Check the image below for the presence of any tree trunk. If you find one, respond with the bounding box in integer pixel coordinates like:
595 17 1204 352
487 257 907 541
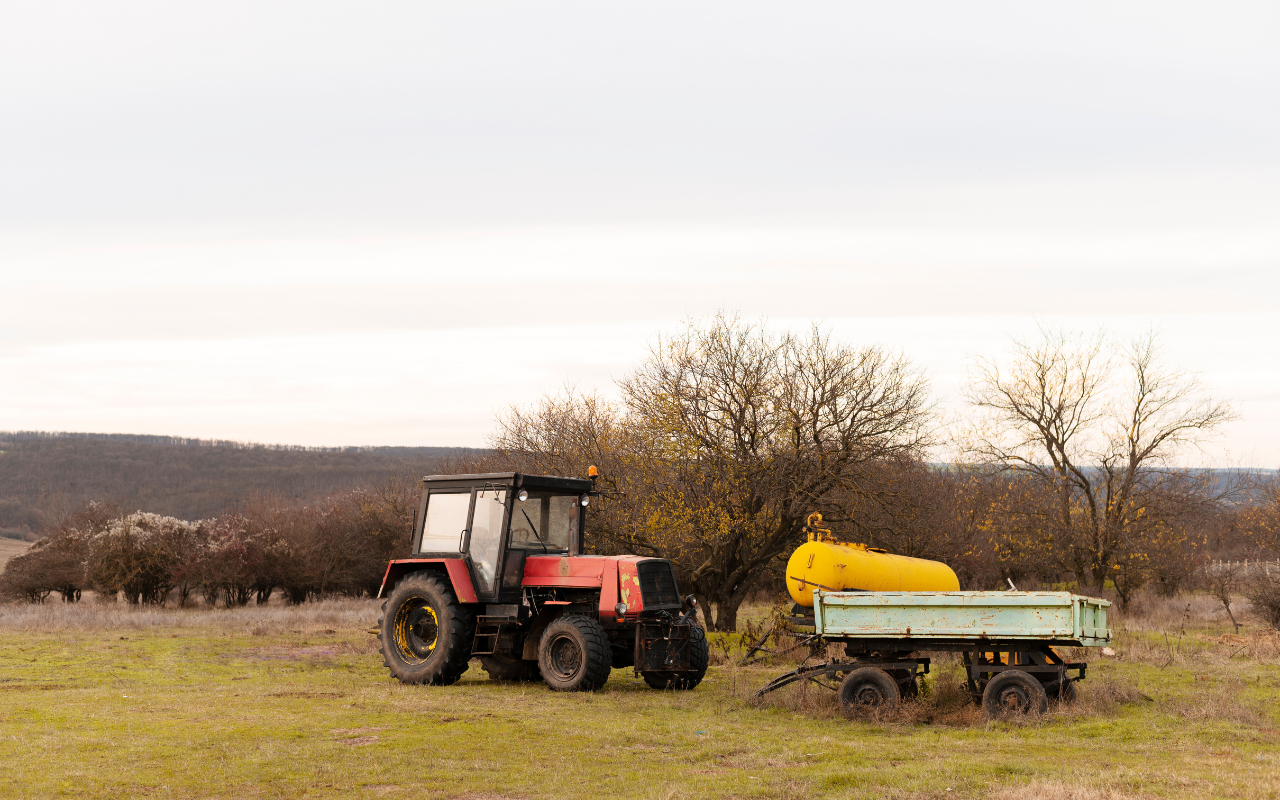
708 590 750 631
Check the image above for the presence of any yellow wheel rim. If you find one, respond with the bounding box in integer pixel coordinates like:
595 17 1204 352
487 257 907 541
393 598 439 665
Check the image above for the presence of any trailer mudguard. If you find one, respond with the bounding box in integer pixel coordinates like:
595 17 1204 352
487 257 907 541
377 558 478 603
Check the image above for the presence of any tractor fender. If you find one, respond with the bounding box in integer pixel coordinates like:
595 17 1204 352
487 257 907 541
378 558 478 603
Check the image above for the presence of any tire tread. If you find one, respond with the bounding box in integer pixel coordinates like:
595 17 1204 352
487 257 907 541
377 571 475 685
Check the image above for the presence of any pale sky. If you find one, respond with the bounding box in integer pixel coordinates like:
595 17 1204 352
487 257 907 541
2 2 1277 466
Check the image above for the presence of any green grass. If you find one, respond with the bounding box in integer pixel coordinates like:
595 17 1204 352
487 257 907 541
1 601 1278 800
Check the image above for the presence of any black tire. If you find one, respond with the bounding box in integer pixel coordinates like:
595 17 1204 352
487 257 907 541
1050 677 1078 704
897 673 919 700
640 625 710 690
611 644 635 670
481 654 540 682
838 667 900 718
983 670 1049 718
378 572 475 686
538 615 612 691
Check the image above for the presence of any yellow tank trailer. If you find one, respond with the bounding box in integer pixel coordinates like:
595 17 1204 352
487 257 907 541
785 513 959 607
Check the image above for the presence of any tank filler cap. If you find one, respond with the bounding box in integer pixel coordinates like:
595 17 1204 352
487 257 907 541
803 512 838 543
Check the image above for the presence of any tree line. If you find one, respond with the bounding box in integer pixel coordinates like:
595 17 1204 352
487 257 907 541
0 431 478 536
3 316 1279 627
0 480 417 606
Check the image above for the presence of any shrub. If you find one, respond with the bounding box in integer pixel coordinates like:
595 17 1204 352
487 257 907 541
85 512 200 605
1245 570 1280 629
0 501 117 602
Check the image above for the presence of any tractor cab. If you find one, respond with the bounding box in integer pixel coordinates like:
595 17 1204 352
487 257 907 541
410 472 592 603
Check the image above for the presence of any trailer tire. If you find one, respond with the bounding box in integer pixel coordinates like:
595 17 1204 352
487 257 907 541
838 668 900 718
641 625 709 690
378 572 475 686
983 670 1048 717
538 615 612 692
1050 677 1077 704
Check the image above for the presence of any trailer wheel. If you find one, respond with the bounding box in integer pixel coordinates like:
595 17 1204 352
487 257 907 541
983 670 1048 717
838 668 900 718
378 572 475 686
1050 677 1077 704
538 615 612 691
641 625 710 690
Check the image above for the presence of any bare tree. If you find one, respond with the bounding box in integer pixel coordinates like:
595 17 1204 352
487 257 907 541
1203 562 1244 634
495 315 933 630
965 328 1234 603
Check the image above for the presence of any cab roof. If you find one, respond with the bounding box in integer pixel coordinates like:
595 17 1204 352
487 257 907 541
421 472 594 493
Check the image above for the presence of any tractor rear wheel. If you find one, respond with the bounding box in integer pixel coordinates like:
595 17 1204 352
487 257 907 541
982 670 1048 718
640 625 710 690
838 667 900 718
378 572 475 686
538 615 611 692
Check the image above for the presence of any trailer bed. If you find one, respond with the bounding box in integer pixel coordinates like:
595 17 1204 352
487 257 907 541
812 590 1111 647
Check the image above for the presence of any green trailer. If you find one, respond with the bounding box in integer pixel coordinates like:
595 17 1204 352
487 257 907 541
750 591 1113 718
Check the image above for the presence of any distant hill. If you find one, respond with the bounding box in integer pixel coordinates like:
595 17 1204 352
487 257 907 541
0 431 486 536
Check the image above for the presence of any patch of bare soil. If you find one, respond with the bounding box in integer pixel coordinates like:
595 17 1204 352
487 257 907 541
244 644 340 660
329 727 387 736
340 736 379 746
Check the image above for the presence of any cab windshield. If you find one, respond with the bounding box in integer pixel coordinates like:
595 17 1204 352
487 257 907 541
509 491 580 552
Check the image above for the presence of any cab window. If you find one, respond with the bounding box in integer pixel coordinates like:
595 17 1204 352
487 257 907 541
419 492 471 553
509 492 579 552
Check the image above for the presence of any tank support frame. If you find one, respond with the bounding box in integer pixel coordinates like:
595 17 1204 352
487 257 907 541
751 653 929 699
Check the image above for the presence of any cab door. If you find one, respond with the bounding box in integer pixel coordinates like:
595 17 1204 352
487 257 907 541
467 486 510 602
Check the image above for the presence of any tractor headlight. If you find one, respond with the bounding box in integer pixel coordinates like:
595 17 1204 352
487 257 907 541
517 489 528 502
615 603 628 616
579 494 590 507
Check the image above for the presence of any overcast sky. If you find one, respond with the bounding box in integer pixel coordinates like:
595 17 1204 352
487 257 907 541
1 2 1277 465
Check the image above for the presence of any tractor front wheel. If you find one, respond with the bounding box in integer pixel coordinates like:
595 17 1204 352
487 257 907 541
538 615 612 691
378 572 475 685
640 625 709 690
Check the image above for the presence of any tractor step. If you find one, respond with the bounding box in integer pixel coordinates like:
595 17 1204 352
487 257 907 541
471 618 523 656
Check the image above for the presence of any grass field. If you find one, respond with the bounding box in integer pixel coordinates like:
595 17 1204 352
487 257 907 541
1 596 1277 800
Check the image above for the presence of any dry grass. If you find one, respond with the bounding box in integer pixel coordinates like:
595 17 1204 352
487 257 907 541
4 592 1280 799
992 780 1154 800
0 594 379 634
1113 588 1265 634
1170 677 1273 727
736 655 1154 730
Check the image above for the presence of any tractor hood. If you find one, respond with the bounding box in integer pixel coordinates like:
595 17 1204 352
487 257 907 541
523 555 684 615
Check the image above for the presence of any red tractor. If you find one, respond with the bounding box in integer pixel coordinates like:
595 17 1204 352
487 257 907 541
376 470 709 691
